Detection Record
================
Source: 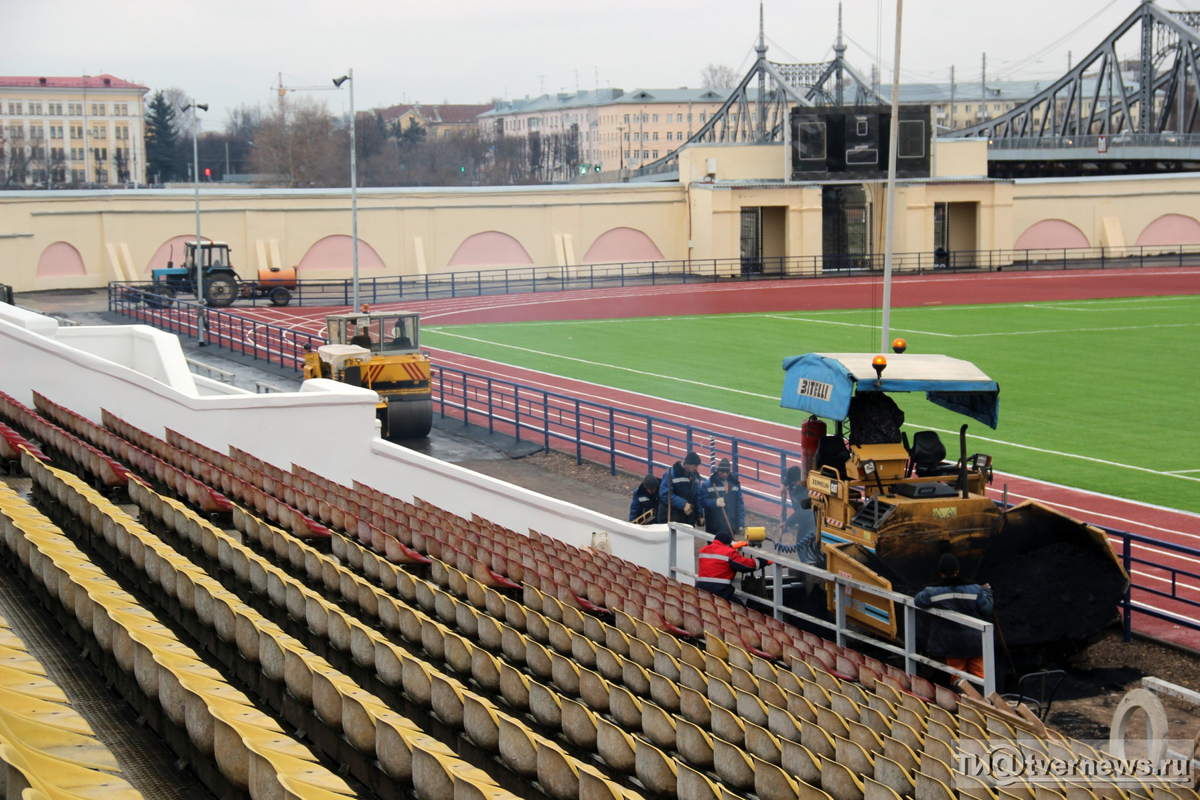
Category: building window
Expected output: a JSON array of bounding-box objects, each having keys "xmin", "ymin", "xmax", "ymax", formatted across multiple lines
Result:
[
  {"xmin": 666, "ymin": 132, "xmax": 672, "ymax": 141},
  {"xmin": 700, "ymin": 112, "xmax": 707, "ymax": 123},
  {"xmin": 652, "ymin": 114, "xmax": 658, "ymax": 123},
  {"xmin": 964, "ymin": 105, "xmax": 971, "ymax": 112},
  {"xmin": 652, "ymin": 132, "xmax": 658, "ymax": 140},
  {"xmin": 624, "ymin": 114, "xmax": 630, "ymax": 124},
  {"xmin": 652, "ymin": 150, "xmax": 658, "ymax": 158},
  {"xmin": 7, "ymin": 103, "xmax": 21, "ymax": 115}
]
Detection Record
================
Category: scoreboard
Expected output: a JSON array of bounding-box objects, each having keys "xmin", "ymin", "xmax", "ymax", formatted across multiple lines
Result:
[{"xmin": 791, "ymin": 105, "xmax": 932, "ymax": 181}]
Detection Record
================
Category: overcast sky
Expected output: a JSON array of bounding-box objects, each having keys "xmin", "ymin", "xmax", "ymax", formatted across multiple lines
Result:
[{"xmin": 8, "ymin": 0, "xmax": 1189, "ymax": 127}]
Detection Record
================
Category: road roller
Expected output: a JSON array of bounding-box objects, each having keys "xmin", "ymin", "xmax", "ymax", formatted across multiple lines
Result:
[
  {"xmin": 776, "ymin": 347, "xmax": 1129, "ymax": 663},
  {"xmin": 303, "ymin": 307, "xmax": 433, "ymax": 439}
]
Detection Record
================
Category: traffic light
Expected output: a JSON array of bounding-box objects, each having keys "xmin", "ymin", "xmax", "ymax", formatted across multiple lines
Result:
[
  {"xmin": 594, "ymin": 164, "xmax": 602, "ymax": 173},
  {"xmin": 579, "ymin": 164, "xmax": 588, "ymax": 176},
  {"xmin": 204, "ymin": 167, "xmax": 211, "ymax": 178},
  {"xmin": 460, "ymin": 166, "xmax": 466, "ymax": 172}
]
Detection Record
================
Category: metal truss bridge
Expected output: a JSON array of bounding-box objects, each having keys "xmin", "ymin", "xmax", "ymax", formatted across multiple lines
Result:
[{"xmin": 632, "ymin": 1, "xmax": 1200, "ymax": 181}]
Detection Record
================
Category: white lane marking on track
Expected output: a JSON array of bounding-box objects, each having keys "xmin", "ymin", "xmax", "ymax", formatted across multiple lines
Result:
[{"xmin": 428, "ymin": 331, "xmax": 778, "ymax": 400}]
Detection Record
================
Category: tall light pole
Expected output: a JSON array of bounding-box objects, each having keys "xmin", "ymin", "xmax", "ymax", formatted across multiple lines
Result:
[
  {"xmin": 880, "ymin": 0, "xmax": 903, "ymax": 353},
  {"xmin": 187, "ymin": 101, "xmax": 209, "ymax": 345},
  {"xmin": 333, "ymin": 70, "xmax": 359, "ymax": 309}
]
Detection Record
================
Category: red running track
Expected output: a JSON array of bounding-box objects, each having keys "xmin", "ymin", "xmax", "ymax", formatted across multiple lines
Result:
[{"xmin": 131, "ymin": 267, "xmax": 1200, "ymax": 648}]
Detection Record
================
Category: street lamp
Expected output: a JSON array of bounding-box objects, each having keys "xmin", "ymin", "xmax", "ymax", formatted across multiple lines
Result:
[
  {"xmin": 332, "ymin": 70, "xmax": 359, "ymax": 310},
  {"xmin": 617, "ymin": 125, "xmax": 625, "ymax": 172},
  {"xmin": 187, "ymin": 101, "xmax": 209, "ymax": 345}
]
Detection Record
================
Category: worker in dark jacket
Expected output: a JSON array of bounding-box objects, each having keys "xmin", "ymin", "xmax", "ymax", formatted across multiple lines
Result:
[
  {"xmin": 701, "ymin": 459, "xmax": 744, "ymax": 540},
  {"xmin": 659, "ymin": 451, "xmax": 704, "ymax": 527},
  {"xmin": 914, "ymin": 553, "xmax": 994, "ymax": 680},
  {"xmin": 779, "ymin": 465, "xmax": 820, "ymax": 564},
  {"xmin": 629, "ymin": 474, "xmax": 663, "ymax": 524},
  {"xmin": 696, "ymin": 528, "xmax": 765, "ymax": 603}
]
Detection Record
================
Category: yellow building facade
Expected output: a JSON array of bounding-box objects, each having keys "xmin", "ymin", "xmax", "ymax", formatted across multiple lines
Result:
[{"xmin": 0, "ymin": 74, "xmax": 148, "ymax": 188}]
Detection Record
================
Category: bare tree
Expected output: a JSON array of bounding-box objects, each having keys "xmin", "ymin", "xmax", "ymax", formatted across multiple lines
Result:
[
  {"xmin": 701, "ymin": 63, "xmax": 740, "ymax": 90},
  {"xmin": 1, "ymin": 141, "xmax": 32, "ymax": 188},
  {"xmin": 250, "ymin": 96, "xmax": 344, "ymax": 187}
]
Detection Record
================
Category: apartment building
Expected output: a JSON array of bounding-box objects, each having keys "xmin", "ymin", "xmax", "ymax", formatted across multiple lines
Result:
[
  {"xmin": 0, "ymin": 74, "xmax": 148, "ymax": 187},
  {"xmin": 480, "ymin": 87, "xmax": 757, "ymax": 175}
]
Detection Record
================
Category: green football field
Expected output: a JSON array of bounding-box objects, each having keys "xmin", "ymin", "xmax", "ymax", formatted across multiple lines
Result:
[{"xmin": 423, "ymin": 295, "xmax": 1200, "ymax": 513}]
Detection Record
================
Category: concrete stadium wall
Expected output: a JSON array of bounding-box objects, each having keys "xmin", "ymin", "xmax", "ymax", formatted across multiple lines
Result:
[
  {"xmin": 1010, "ymin": 173, "xmax": 1200, "ymax": 250},
  {"xmin": 0, "ymin": 308, "xmax": 681, "ymax": 577},
  {"xmin": 5, "ymin": 155, "xmax": 1200, "ymax": 293},
  {"xmin": 0, "ymin": 184, "xmax": 687, "ymax": 292}
]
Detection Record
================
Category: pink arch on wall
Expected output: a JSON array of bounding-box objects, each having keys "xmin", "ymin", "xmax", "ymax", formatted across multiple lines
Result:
[
  {"xmin": 1135, "ymin": 214, "xmax": 1200, "ymax": 246},
  {"xmin": 582, "ymin": 227, "xmax": 665, "ymax": 263},
  {"xmin": 145, "ymin": 234, "xmax": 212, "ymax": 273},
  {"xmin": 297, "ymin": 235, "xmax": 386, "ymax": 272},
  {"xmin": 447, "ymin": 231, "xmax": 534, "ymax": 267},
  {"xmin": 1014, "ymin": 219, "xmax": 1090, "ymax": 250},
  {"xmin": 36, "ymin": 242, "xmax": 86, "ymax": 278}
]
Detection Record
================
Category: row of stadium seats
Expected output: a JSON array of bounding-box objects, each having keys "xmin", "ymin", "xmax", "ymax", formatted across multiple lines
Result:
[
  {"xmin": 0, "ymin": 393, "xmax": 129, "ymax": 489},
  {"xmin": 5, "ymin": 453, "xmax": 354, "ymax": 800},
  {"xmin": 7, "ymin": 390, "xmax": 1190, "ymax": 800},
  {"xmin": 151, "ymin": 431, "xmax": 973, "ymax": 800},
  {"xmin": 0, "ymin": 552, "xmax": 143, "ymax": 799},
  {"xmin": 20, "ymin": 447, "xmax": 542, "ymax": 800}
]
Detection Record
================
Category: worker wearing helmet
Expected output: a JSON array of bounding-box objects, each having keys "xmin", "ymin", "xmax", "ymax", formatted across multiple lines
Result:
[
  {"xmin": 914, "ymin": 553, "xmax": 994, "ymax": 680},
  {"xmin": 696, "ymin": 527, "xmax": 766, "ymax": 604},
  {"xmin": 629, "ymin": 474, "xmax": 663, "ymax": 525},
  {"xmin": 659, "ymin": 451, "xmax": 704, "ymax": 527},
  {"xmin": 701, "ymin": 459, "xmax": 745, "ymax": 541}
]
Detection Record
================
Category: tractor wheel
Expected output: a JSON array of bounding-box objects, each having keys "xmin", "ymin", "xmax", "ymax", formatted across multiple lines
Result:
[
  {"xmin": 145, "ymin": 285, "xmax": 176, "ymax": 309},
  {"xmin": 386, "ymin": 398, "xmax": 433, "ymax": 440},
  {"xmin": 269, "ymin": 286, "xmax": 292, "ymax": 307},
  {"xmin": 205, "ymin": 276, "xmax": 238, "ymax": 307}
]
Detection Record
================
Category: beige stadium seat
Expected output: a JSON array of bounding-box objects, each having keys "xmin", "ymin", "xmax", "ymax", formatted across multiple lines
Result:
[
  {"xmin": 821, "ymin": 754, "xmax": 866, "ymax": 800},
  {"xmin": 639, "ymin": 701, "xmax": 676, "ymax": 752},
  {"xmin": 755, "ymin": 757, "xmax": 803, "ymax": 800},
  {"xmin": 713, "ymin": 734, "xmax": 756, "ymax": 791},
  {"xmin": 676, "ymin": 761, "xmax": 726, "ymax": 800},
  {"xmin": 675, "ymin": 716, "xmax": 715, "ymax": 770},
  {"xmin": 595, "ymin": 718, "xmax": 637, "ymax": 774},
  {"xmin": 914, "ymin": 770, "xmax": 956, "ymax": 800},
  {"xmin": 560, "ymin": 696, "xmax": 598, "ymax": 750},
  {"xmin": 780, "ymin": 736, "xmax": 822, "ymax": 787},
  {"xmin": 745, "ymin": 720, "xmax": 782, "ymax": 764},
  {"xmin": 711, "ymin": 703, "xmax": 746, "ymax": 748},
  {"xmin": 633, "ymin": 736, "xmax": 677, "ymax": 797}
]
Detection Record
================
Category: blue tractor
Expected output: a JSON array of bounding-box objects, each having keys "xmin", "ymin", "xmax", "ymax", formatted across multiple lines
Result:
[
  {"xmin": 149, "ymin": 241, "xmax": 241, "ymax": 308},
  {"xmin": 147, "ymin": 241, "xmax": 293, "ymax": 308}
]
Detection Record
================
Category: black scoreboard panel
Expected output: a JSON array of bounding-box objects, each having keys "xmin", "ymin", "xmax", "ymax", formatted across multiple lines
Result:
[{"xmin": 791, "ymin": 105, "xmax": 932, "ymax": 180}]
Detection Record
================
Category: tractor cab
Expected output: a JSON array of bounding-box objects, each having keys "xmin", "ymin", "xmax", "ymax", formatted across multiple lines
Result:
[
  {"xmin": 323, "ymin": 311, "xmax": 421, "ymax": 355},
  {"xmin": 183, "ymin": 241, "xmax": 232, "ymax": 270}
]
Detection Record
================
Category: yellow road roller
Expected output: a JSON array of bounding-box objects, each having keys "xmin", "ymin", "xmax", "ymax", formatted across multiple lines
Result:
[{"xmin": 303, "ymin": 308, "xmax": 433, "ymax": 439}]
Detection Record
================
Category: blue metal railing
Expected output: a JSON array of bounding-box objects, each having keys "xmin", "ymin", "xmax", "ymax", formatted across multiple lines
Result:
[
  {"xmin": 107, "ymin": 243, "xmax": 1200, "ymax": 309},
  {"xmin": 1114, "ymin": 528, "xmax": 1200, "ymax": 642},
  {"xmin": 432, "ymin": 363, "xmax": 797, "ymax": 516},
  {"xmin": 107, "ymin": 284, "xmax": 322, "ymax": 369}
]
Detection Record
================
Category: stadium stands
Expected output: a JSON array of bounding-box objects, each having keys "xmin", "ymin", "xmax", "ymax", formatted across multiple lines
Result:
[{"xmin": 0, "ymin": 386, "xmax": 1193, "ymax": 800}]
